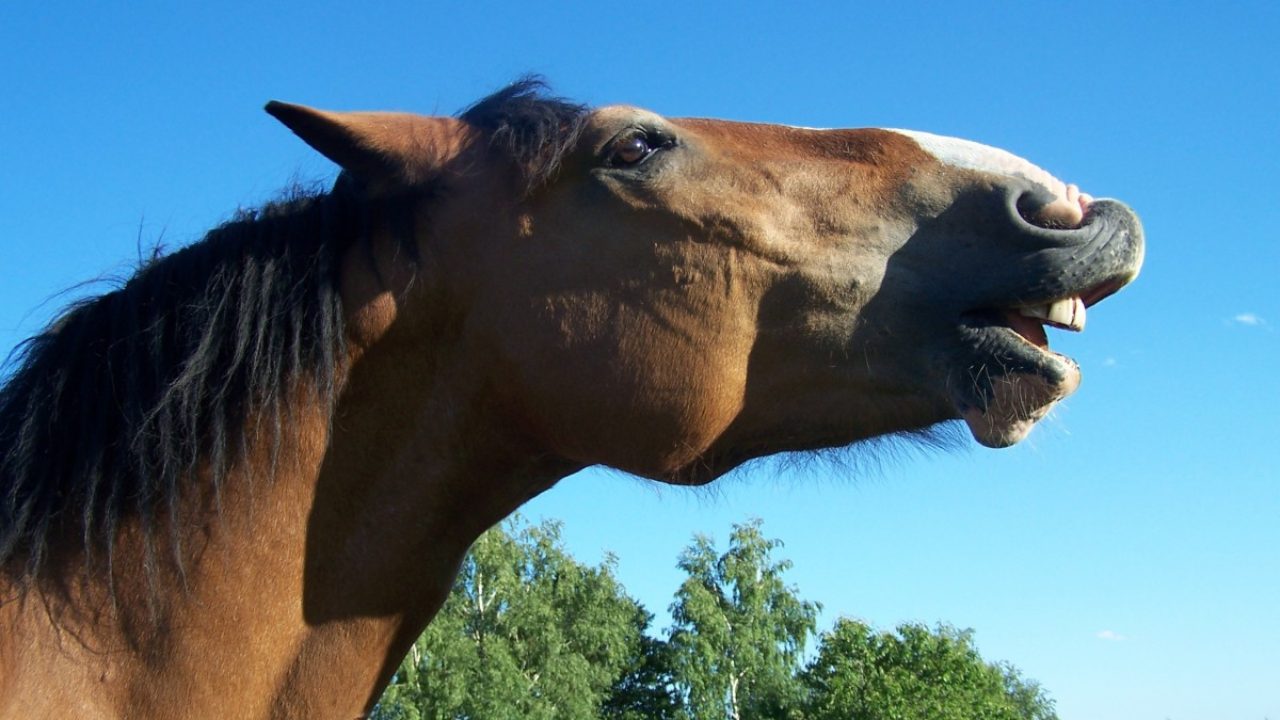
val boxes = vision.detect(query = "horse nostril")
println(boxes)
[1015,185,1091,229]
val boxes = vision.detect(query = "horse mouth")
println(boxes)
[948,203,1143,448]
[968,274,1129,350]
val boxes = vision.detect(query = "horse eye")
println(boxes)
[611,135,652,166]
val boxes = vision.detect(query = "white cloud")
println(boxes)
[1096,629,1127,642]
[1232,312,1266,327]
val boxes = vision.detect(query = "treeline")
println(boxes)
[373,518,1057,720]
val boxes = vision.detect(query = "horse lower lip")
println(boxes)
[948,322,1083,448]
[958,360,1081,448]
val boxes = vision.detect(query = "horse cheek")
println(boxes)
[495,296,751,478]
[610,334,752,476]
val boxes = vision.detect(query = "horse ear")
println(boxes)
[265,101,464,186]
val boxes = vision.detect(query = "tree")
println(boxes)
[668,519,819,720]
[601,626,687,720]
[373,515,1061,720]
[800,619,1059,720]
[372,517,648,720]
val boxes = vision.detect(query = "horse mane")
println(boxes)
[0,78,590,585]
[0,188,355,584]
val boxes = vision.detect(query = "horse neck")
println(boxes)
[246,247,576,715]
[3,218,575,720]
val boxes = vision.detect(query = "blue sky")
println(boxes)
[1,2,1276,718]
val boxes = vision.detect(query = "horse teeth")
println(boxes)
[1017,297,1086,331]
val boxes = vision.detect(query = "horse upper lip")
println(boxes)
[972,198,1144,316]
[1077,274,1133,308]
[1004,269,1138,334]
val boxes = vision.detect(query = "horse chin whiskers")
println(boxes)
[654,419,967,493]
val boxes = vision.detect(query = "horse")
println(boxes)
[0,80,1143,718]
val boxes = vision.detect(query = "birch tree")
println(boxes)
[373,517,646,720]
[668,519,818,720]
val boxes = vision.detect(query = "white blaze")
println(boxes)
[888,129,1070,200]
[777,124,1085,220]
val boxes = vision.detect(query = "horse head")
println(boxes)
[269,91,1142,482]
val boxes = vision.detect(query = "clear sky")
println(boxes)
[1,3,1276,718]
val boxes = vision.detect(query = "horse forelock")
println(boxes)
[0,186,365,586]
[457,76,591,194]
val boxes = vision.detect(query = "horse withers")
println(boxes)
[0,81,1142,718]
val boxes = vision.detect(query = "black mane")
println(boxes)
[0,189,354,583]
[0,80,590,584]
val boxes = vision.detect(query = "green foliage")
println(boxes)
[372,516,648,720]
[668,519,819,720]
[373,516,1058,720]
[601,633,687,720]
[800,619,1058,720]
